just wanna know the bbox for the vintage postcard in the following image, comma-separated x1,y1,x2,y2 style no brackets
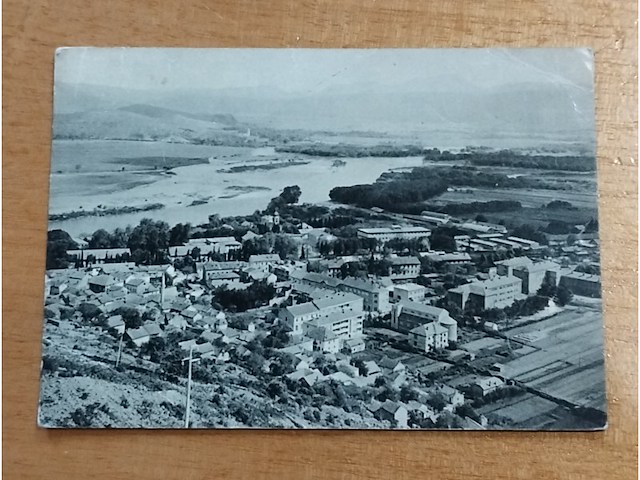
39,48,606,429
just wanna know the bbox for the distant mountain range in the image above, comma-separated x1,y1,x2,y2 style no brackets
53,102,245,143
52,81,595,150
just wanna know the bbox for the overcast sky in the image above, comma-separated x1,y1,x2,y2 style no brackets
55,48,594,96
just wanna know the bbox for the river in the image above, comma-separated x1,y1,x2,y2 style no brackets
48,140,427,237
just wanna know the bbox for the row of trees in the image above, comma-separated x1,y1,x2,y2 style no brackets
424,148,596,172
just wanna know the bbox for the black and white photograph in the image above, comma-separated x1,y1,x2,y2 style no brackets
39,48,606,430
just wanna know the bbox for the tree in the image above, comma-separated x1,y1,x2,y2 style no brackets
266,381,284,399
46,230,78,269
78,302,102,322
400,386,419,402
435,411,463,429
273,235,298,260
555,286,573,306
426,392,447,412
114,306,142,329
511,224,548,245
262,324,290,349
241,236,271,260
537,276,557,298
88,229,112,249
169,223,191,246
584,217,598,233
279,185,302,204
266,185,302,213
127,219,170,265
429,227,458,252
351,358,368,376
140,336,166,363
214,280,276,312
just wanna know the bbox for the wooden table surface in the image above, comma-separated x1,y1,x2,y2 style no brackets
3,1,638,478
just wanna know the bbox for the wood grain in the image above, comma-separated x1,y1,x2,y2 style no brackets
3,1,637,478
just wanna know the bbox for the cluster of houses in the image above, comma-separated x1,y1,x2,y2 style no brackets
44,210,603,428
44,259,262,364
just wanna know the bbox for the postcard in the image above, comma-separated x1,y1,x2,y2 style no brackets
39,48,606,429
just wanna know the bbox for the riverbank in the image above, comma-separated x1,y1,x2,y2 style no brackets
49,203,164,222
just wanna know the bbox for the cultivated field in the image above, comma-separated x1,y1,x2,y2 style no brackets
502,302,606,410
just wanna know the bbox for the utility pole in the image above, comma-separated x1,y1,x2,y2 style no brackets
182,345,201,428
115,331,124,368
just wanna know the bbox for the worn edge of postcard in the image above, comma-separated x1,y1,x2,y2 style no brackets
38,48,606,430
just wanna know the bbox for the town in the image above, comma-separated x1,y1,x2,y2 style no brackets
40,186,605,429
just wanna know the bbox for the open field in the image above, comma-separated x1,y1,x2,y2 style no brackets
477,393,601,430
502,302,606,410
434,187,597,211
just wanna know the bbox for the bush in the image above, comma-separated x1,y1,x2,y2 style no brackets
78,302,102,322
41,355,59,373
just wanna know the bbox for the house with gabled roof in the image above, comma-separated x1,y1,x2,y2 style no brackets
409,322,449,353
126,327,151,347
181,306,202,323
363,360,382,377
371,400,408,428
88,275,115,293
143,323,163,338
106,315,125,335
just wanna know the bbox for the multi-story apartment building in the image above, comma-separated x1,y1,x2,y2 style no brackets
448,275,522,311
495,256,560,295
388,256,421,280
279,293,365,351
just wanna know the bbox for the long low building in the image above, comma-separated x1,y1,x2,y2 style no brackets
357,225,431,243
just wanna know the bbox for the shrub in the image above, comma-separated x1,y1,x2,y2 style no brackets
41,355,59,373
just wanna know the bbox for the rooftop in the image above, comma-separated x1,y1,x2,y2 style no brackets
88,275,115,287
495,256,533,268
340,277,382,293
394,283,426,292
126,327,149,340
389,256,421,266
287,302,319,317
203,261,247,271
358,226,430,235
410,322,448,337
313,292,362,310
189,236,238,244
398,301,448,318
450,276,522,295
563,271,601,282
422,252,472,262
249,254,281,263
